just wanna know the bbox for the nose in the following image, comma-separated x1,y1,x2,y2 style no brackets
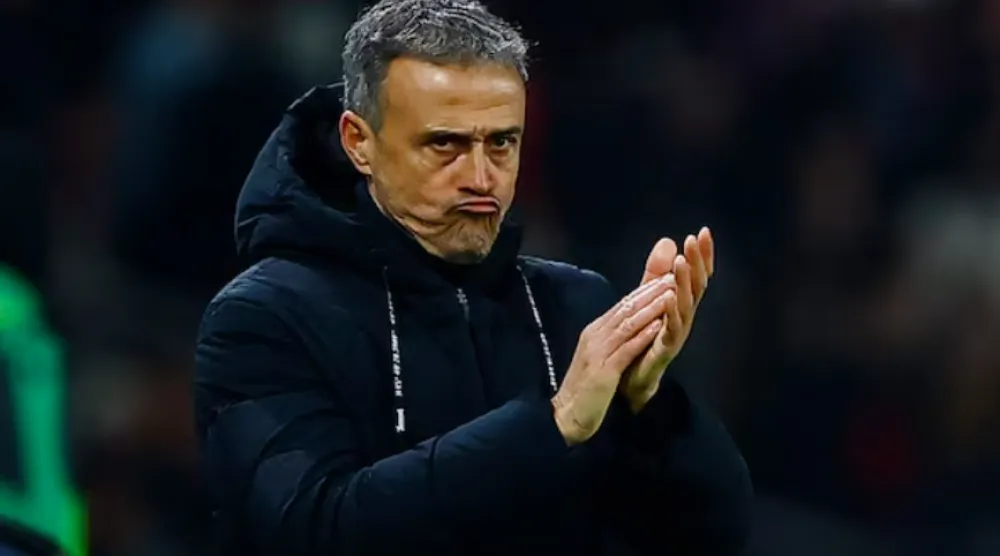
464,143,492,194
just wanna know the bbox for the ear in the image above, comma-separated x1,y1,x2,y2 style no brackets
339,111,375,176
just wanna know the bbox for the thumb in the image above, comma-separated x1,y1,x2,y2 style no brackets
640,237,678,285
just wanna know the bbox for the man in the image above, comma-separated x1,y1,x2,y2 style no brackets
195,0,752,554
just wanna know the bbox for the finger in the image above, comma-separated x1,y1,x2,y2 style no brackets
634,285,675,382
699,226,714,278
664,271,676,293
626,286,675,335
608,318,662,371
637,290,675,377
628,271,674,302
640,237,678,285
664,288,682,345
594,277,665,329
684,234,708,303
601,276,671,333
652,301,672,352
675,254,694,323
609,285,674,347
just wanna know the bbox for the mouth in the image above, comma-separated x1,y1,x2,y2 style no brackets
455,199,501,215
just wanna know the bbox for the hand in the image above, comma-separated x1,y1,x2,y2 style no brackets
552,278,676,445
620,227,715,413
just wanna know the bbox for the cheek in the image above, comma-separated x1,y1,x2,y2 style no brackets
378,150,440,203
493,159,519,203
397,159,458,215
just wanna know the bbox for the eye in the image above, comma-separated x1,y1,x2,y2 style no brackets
489,134,518,150
426,133,467,155
430,135,453,148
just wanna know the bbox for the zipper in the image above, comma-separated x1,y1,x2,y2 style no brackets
455,287,489,407
455,288,470,320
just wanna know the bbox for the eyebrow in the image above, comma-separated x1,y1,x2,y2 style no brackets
422,126,524,140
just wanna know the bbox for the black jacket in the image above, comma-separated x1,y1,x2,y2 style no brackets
194,85,753,556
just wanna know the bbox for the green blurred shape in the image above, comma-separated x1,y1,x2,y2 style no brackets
0,266,86,556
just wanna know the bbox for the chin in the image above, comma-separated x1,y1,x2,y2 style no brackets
436,223,498,264
442,248,490,265
443,235,495,264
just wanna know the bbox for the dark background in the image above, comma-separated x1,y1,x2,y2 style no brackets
3,0,1000,554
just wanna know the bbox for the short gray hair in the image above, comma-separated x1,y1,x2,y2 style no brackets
341,0,530,128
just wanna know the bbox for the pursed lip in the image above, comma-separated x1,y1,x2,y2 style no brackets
455,198,501,214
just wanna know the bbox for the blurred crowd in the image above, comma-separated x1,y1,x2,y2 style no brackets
3,0,1000,554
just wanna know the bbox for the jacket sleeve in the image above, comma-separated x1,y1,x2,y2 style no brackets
602,381,754,555
195,295,576,556
564,267,753,554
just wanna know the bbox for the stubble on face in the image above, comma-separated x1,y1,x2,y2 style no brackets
364,58,526,264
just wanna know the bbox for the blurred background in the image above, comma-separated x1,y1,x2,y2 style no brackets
2,0,1000,554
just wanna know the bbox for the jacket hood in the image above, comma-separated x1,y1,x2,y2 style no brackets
235,84,369,266
234,84,523,288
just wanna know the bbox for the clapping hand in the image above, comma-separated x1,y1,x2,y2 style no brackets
619,227,715,413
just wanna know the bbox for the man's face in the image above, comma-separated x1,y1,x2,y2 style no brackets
343,58,526,264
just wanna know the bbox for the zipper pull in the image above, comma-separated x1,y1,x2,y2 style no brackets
456,288,470,320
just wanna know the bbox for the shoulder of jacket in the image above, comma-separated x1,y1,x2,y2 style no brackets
203,257,356,327
518,255,613,294
517,255,618,314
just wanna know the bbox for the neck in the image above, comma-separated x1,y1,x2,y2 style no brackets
354,180,524,290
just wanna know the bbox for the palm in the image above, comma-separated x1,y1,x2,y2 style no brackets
620,228,714,411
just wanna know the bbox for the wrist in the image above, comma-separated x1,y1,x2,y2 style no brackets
551,396,583,446
627,384,659,415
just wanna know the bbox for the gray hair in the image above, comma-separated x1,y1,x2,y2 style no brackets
341,0,530,128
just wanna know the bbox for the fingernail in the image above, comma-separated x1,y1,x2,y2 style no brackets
676,255,686,266
665,289,676,299
664,273,676,286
